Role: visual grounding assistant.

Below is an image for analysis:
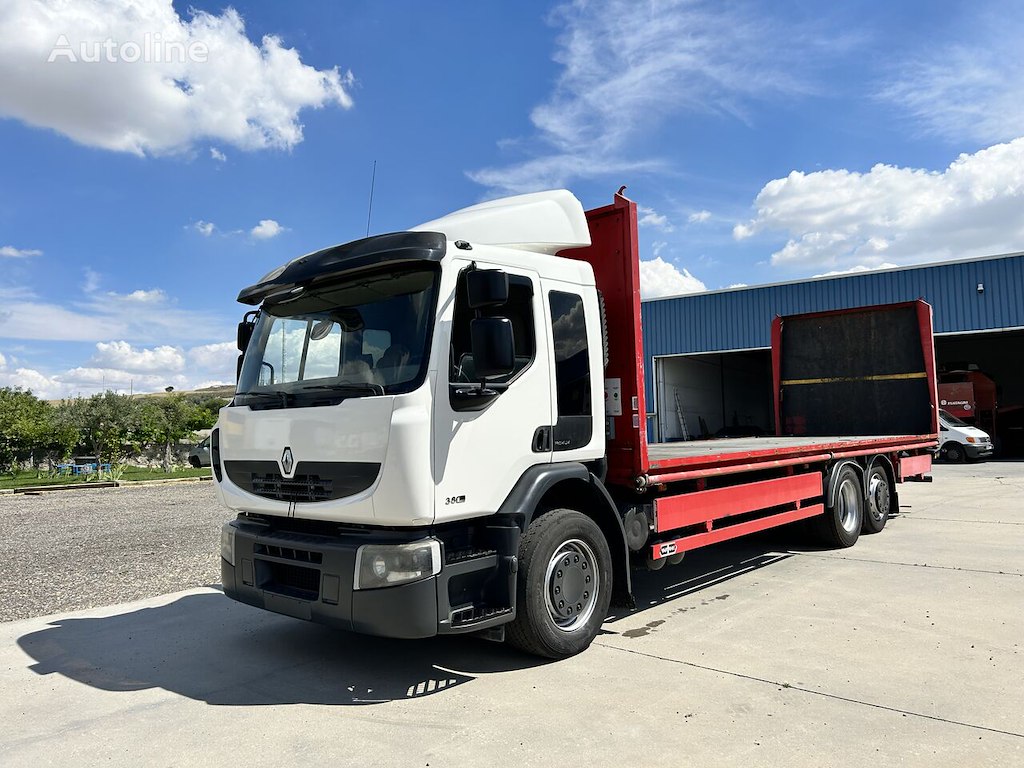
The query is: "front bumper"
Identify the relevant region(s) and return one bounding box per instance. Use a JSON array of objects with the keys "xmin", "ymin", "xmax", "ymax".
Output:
[
  {"xmin": 221, "ymin": 518, "xmax": 515, "ymax": 639},
  {"xmin": 965, "ymin": 443, "xmax": 993, "ymax": 459}
]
